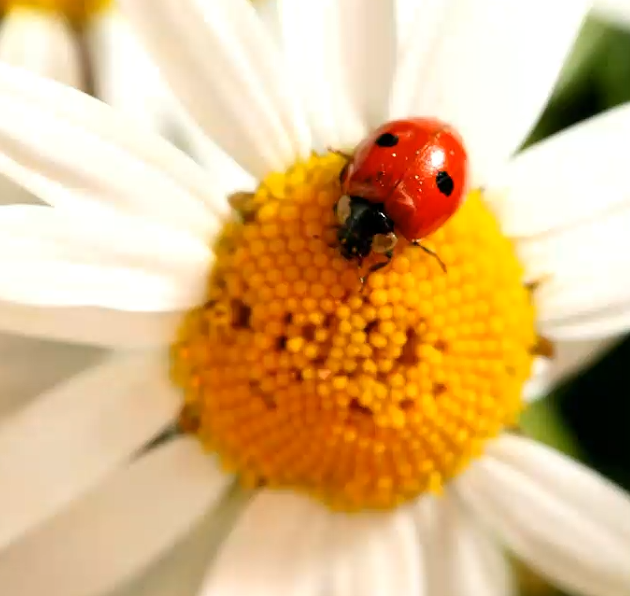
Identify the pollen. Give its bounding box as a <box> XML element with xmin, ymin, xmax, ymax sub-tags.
<box><xmin>2</xmin><ymin>0</ymin><xmax>111</xmax><ymax>26</ymax></box>
<box><xmin>171</xmin><ymin>152</ymin><xmax>537</xmax><ymax>511</ymax></box>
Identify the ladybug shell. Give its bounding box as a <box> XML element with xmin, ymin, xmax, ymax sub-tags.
<box><xmin>341</xmin><ymin>117</ymin><xmax>468</xmax><ymax>241</ymax></box>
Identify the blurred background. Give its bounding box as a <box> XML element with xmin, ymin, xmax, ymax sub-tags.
<box><xmin>513</xmin><ymin>5</ymin><xmax>630</xmax><ymax>593</ymax></box>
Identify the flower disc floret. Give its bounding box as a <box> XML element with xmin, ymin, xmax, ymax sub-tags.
<box><xmin>172</xmin><ymin>152</ymin><xmax>537</xmax><ymax>510</ymax></box>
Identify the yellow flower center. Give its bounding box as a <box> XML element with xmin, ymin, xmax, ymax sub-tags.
<box><xmin>2</xmin><ymin>0</ymin><xmax>110</xmax><ymax>26</ymax></box>
<box><xmin>172</xmin><ymin>152</ymin><xmax>537</xmax><ymax>511</ymax></box>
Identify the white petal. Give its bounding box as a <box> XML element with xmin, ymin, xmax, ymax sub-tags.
<box><xmin>0</xmin><ymin>261</ymin><xmax>204</xmax><ymax>312</ymax></box>
<box><xmin>329</xmin><ymin>508</ymin><xmax>423</xmax><ymax>596</ymax></box>
<box><xmin>88</xmin><ymin>8</ymin><xmax>255</xmax><ymax>198</ymax></box>
<box><xmin>395</xmin><ymin>0</ymin><xmax>420</xmax><ymax>54</ymax></box>
<box><xmin>168</xmin><ymin>103</ymin><xmax>257</xmax><ymax>198</ymax></box>
<box><xmin>0</xmin><ymin>437</ymin><xmax>231</xmax><ymax>596</ymax></box>
<box><xmin>198</xmin><ymin>491</ymin><xmax>328</xmax><ymax>596</ymax></box>
<box><xmin>278</xmin><ymin>0</ymin><xmax>395</xmax><ymax>149</ymax></box>
<box><xmin>545</xmin><ymin>307</ymin><xmax>630</xmax><ymax>340</ymax></box>
<box><xmin>0</xmin><ymin>205</ymin><xmax>210</xmax><ymax>311</ymax></box>
<box><xmin>0</xmin><ymin>351</ymin><xmax>181</xmax><ymax>552</ymax></box>
<box><xmin>457</xmin><ymin>434</ymin><xmax>630</xmax><ymax>596</ymax></box>
<box><xmin>489</xmin><ymin>102</ymin><xmax>630</xmax><ymax>237</ymax></box>
<box><xmin>113</xmin><ymin>488</ymin><xmax>249</xmax><ymax>596</ymax></box>
<box><xmin>0</xmin><ymin>334</ymin><xmax>102</xmax><ymax>420</ymax></box>
<box><xmin>0</xmin><ymin>9</ymin><xmax>82</xmax><ymax>88</ymax></box>
<box><xmin>593</xmin><ymin>0</ymin><xmax>630</xmax><ymax>28</ymax></box>
<box><xmin>0</xmin><ymin>62</ymin><xmax>227</xmax><ymax>236</ymax></box>
<box><xmin>87</xmin><ymin>9</ymin><xmax>173</xmax><ymax>128</ymax></box>
<box><xmin>0</xmin><ymin>300</ymin><xmax>182</xmax><ymax>348</ymax></box>
<box><xmin>416</xmin><ymin>493</ymin><xmax>515</xmax><ymax>596</ymax></box>
<box><xmin>391</xmin><ymin>0</ymin><xmax>590</xmax><ymax>183</ymax></box>
<box><xmin>254</xmin><ymin>0</ymin><xmax>282</xmax><ymax>40</ymax></box>
<box><xmin>518</xmin><ymin>204</ymin><xmax>630</xmax><ymax>327</ymax></box>
<box><xmin>524</xmin><ymin>337</ymin><xmax>621</xmax><ymax>401</ymax></box>
<box><xmin>0</xmin><ymin>11</ymin><xmax>84</xmax><ymax>209</ymax></box>
<box><xmin>119</xmin><ymin>0</ymin><xmax>311</xmax><ymax>179</ymax></box>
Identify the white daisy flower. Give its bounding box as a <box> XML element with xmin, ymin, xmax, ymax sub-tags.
<box><xmin>0</xmin><ymin>1</ymin><xmax>628</xmax><ymax>596</ymax></box>
<box><xmin>0</xmin><ymin>0</ymin><xmax>171</xmax><ymax>129</ymax></box>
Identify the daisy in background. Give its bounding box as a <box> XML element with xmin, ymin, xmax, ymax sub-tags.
<box><xmin>0</xmin><ymin>1</ymin><xmax>628</xmax><ymax>596</ymax></box>
<box><xmin>0</xmin><ymin>0</ymin><xmax>177</xmax><ymax>127</ymax></box>
<box><xmin>594</xmin><ymin>0</ymin><xmax>630</xmax><ymax>27</ymax></box>
<box><xmin>0</xmin><ymin>0</ymin><xmax>242</xmax><ymax>412</ymax></box>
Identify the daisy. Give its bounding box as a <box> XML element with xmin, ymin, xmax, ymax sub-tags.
<box><xmin>0</xmin><ymin>0</ymin><xmax>628</xmax><ymax>595</ymax></box>
<box><xmin>0</xmin><ymin>0</ymin><xmax>171</xmax><ymax>129</ymax></box>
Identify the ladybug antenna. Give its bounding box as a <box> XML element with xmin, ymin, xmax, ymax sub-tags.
<box><xmin>411</xmin><ymin>241</ymin><xmax>447</xmax><ymax>273</ymax></box>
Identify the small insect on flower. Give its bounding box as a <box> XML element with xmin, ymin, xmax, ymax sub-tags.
<box><xmin>335</xmin><ymin>117</ymin><xmax>469</xmax><ymax>282</ymax></box>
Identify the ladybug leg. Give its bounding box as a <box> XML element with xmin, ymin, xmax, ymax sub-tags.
<box><xmin>412</xmin><ymin>241</ymin><xmax>447</xmax><ymax>273</ymax></box>
<box><xmin>359</xmin><ymin>250</ymin><xmax>393</xmax><ymax>286</ymax></box>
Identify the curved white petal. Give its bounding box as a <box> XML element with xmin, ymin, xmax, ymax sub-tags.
<box><xmin>0</xmin><ymin>261</ymin><xmax>204</xmax><ymax>312</ymax></box>
<box><xmin>277</xmin><ymin>0</ymin><xmax>395</xmax><ymax>149</ymax></box>
<box><xmin>87</xmin><ymin>9</ymin><xmax>253</xmax><ymax>198</ymax></box>
<box><xmin>593</xmin><ymin>0</ymin><xmax>630</xmax><ymax>28</ymax></box>
<box><xmin>119</xmin><ymin>0</ymin><xmax>311</xmax><ymax>179</ymax></box>
<box><xmin>524</xmin><ymin>336</ymin><xmax>621</xmax><ymax>401</ymax></box>
<box><xmin>396</xmin><ymin>0</ymin><xmax>420</xmax><ymax>54</ymax></box>
<box><xmin>0</xmin><ymin>351</ymin><xmax>180</xmax><ymax>551</ymax></box>
<box><xmin>457</xmin><ymin>434</ymin><xmax>630</xmax><ymax>596</ymax></box>
<box><xmin>0</xmin><ymin>301</ymin><xmax>182</xmax><ymax>348</ymax></box>
<box><xmin>169</xmin><ymin>103</ymin><xmax>256</xmax><ymax>197</ymax></box>
<box><xmin>114</xmin><ymin>489</ymin><xmax>250</xmax><ymax>596</ymax></box>
<box><xmin>0</xmin><ymin>334</ymin><xmax>102</xmax><ymax>420</ymax></box>
<box><xmin>254</xmin><ymin>0</ymin><xmax>282</xmax><ymax>40</ymax></box>
<box><xmin>416</xmin><ymin>493</ymin><xmax>515</xmax><ymax>596</ymax></box>
<box><xmin>0</xmin><ymin>9</ymin><xmax>82</xmax><ymax>88</ymax></box>
<box><xmin>0</xmin><ymin>10</ymin><xmax>83</xmax><ymax>209</ymax></box>
<box><xmin>0</xmin><ymin>62</ymin><xmax>227</xmax><ymax>236</ymax></box>
<box><xmin>0</xmin><ymin>437</ymin><xmax>231</xmax><ymax>596</ymax></box>
<box><xmin>198</xmin><ymin>491</ymin><xmax>328</xmax><ymax>596</ymax></box>
<box><xmin>87</xmin><ymin>9</ymin><xmax>173</xmax><ymax>128</ymax></box>
<box><xmin>391</xmin><ymin>0</ymin><xmax>590</xmax><ymax>183</ymax></box>
<box><xmin>488</xmin><ymin>102</ymin><xmax>630</xmax><ymax>237</ymax></box>
<box><xmin>545</xmin><ymin>307</ymin><xmax>630</xmax><ymax>340</ymax></box>
<box><xmin>0</xmin><ymin>205</ymin><xmax>210</xmax><ymax>311</ymax></box>
<box><xmin>519</xmin><ymin>204</ymin><xmax>630</xmax><ymax>327</ymax></box>
<box><xmin>329</xmin><ymin>508</ymin><xmax>423</xmax><ymax>596</ymax></box>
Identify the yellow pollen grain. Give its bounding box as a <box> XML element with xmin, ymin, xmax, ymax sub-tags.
<box><xmin>172</xmin><ymin>152</ymin><xmax>537</xmax><ymax>511</ymax></box>
<box><xmin>3</xmin><ymin>0</ymin><xmax>110</xmax><ymax>25</ymax></box>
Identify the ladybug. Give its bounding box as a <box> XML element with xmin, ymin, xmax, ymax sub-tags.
<box><xmin>334</xmin><ymin>117</ymin><xmax>468</xmax><ymax>280</ymax></box>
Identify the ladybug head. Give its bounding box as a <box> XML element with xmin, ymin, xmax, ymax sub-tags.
<box><xmin>334</xmin><ymin>195</ymin><xmax>397</xmax><ymax>262</ymax></box>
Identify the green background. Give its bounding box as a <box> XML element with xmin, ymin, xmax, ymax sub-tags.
<box><xmin>516</xmin><ymin>14</ymin><xmax>630</xmax><ymax>594</ymax></box>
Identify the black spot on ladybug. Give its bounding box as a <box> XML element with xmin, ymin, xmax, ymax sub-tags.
<box><xmin>376</xmin><ymin>171</ymin><xmax>385</xmax><ymax>182</ymax></box>
<box><xmin>375</xmin><ymin>132</ymin><xmax>399</xmax><ymax>147</ymax></box>
<box><xmin>436</xmin><ymin>171</ymin><xmax>454</xmax><ymax>196</ymax></box>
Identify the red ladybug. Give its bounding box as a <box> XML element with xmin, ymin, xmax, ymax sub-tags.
<box><xmin>334</xmin><ymin>117</ymin><xmax>468</xmax><ymax>279</ymax></box>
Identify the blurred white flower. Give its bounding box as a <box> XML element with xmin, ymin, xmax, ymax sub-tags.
<box><xmin>594</xmin><ymin>0</ymin><xmax>630</xmax><ymax>27</ymax></box>
<box><xmin>0</xmin><ymin>1</ymin><xmax>627</xmax><ymax>596</ymax></box>
<box><xmin>0</xmin><ymin>0</ymin><xmax>173</xmax><ymax>128</ymax></box>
